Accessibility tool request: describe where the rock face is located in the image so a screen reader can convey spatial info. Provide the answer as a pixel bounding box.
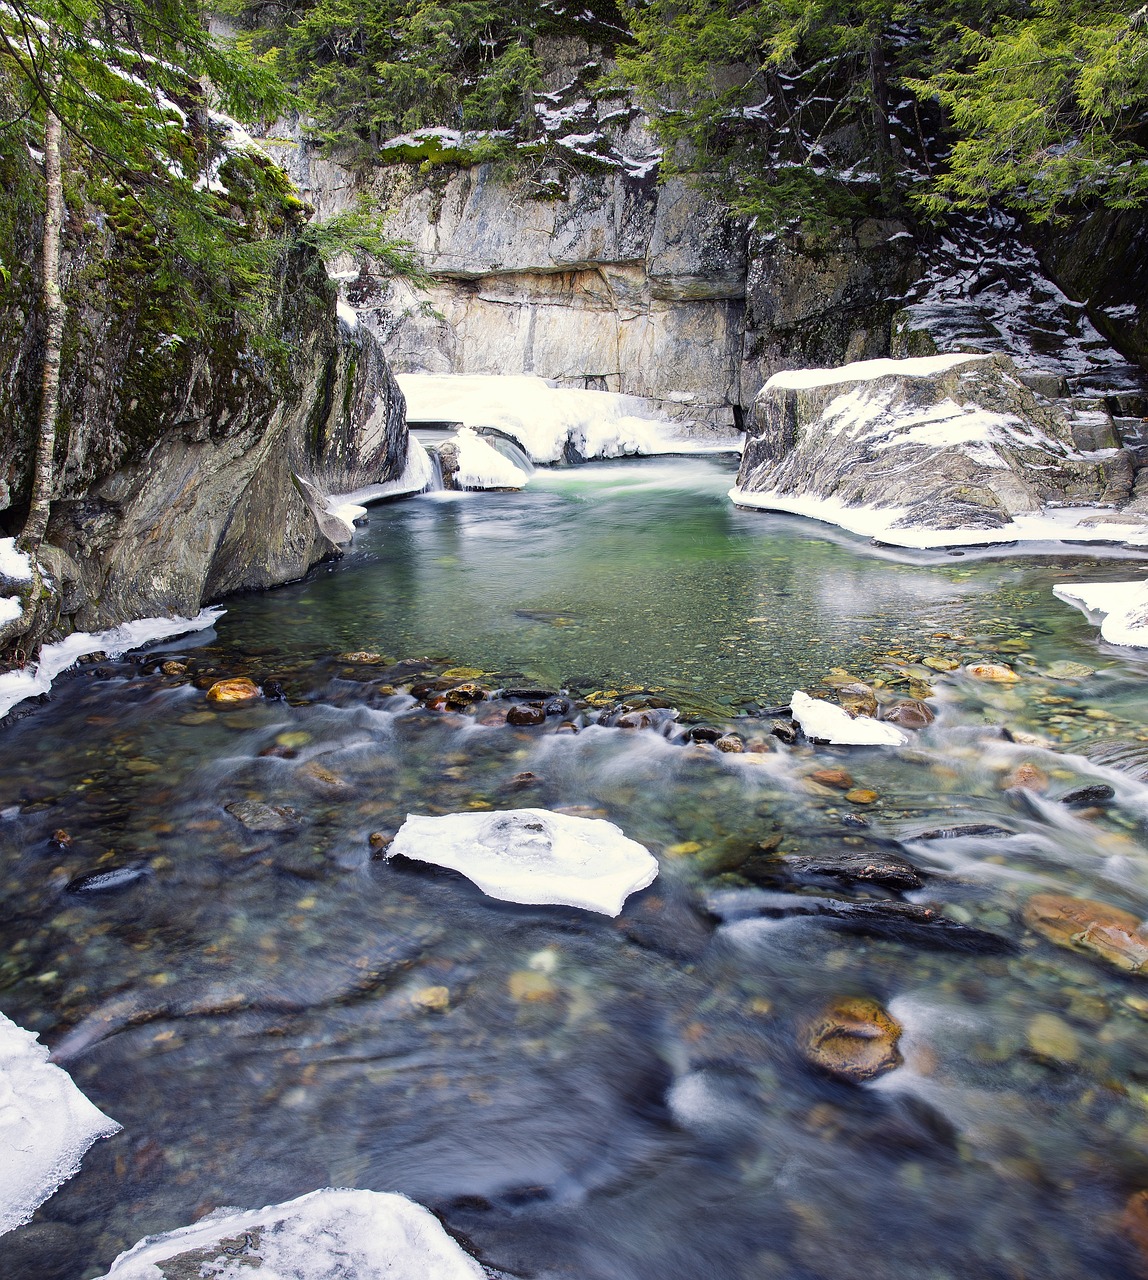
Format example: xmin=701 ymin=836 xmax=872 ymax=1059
xmin=0 ymin=141 xmax=408 ymax=650
xmin=734 ymin=352 xmax=1141 ymax=546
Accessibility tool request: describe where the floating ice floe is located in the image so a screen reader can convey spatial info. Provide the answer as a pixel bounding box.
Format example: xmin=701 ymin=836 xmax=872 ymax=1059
xmin=0 ymin=1010 xmax=121 ymax=1235
xmin=0 ymin=608 xmax=224 ymax=721
xmin=398 ymin=373 xmax=691 ymax=464
xmin=790 ymin=690 xmax=908 ymax=747
xmin=386 ymin=808 xmax=659 ymax=915
xmin=447 ymin=426 xmax=530 ymax=489
xmin=96 ymin=1188 xmax=485 ymax=1279
xmin=1053 ymin=579 xmax=1148 ymax=648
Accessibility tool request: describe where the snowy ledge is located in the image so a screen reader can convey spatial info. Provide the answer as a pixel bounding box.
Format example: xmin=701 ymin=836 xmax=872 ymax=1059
xmin=0 ymin=607 xmax=224 ymax=721
xmin=764 ymin=352 xmax=988 ymax=392
xmin=728 ymin=488 xmax=1148 ymax=552
xmin=1053 ymin=580 xmax=1148 ymax=648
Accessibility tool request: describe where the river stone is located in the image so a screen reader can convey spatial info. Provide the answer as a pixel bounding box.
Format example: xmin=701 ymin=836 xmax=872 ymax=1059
xmin=966 ymin=663 xmax=1020 ymax=683
xmin=1080 ymin=738 xmax=1148 ymax=782
xmin=883 ymin=699 xmax=935 ymax=729
xmin=782 ymin=849 xmax=924 ymax=892
xmin=507 ymin=704 xmax=546 ymax=726
xmin=1001 ymin=762 xmax=1049 ymax=792
xmin=225 ymin=800 xmax=301 ymax=833
xmin=1124 ymin=1190 xmax=1148 ymax=1274
xmin=1023 ymin=891 xmax=1148 ymax=974
xmin=715 ymin=733 xmax=746 ymax=753
xmin=810 ymin=767 xmax=854 ymax=790
xmin=1060 ymin=783 xmax=1115 ymax=808
xmin=205 ymin=677 xmax=261 ymax=706
xmin=799 ymin=995 xmax=903 ymax=1083
xmin=1025 ymin=1012 xmax=1079 ymax=1064
xmin=836 ymin=683 xmax=878 ymax=717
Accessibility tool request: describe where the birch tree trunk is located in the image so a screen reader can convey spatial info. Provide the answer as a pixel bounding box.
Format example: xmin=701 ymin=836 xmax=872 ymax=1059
xmin=21 ymin=28 xmax=66 ymax=550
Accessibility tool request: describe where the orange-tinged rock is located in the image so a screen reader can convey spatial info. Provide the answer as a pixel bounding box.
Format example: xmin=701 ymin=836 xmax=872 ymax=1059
xmin=205 ymin=678 xmax=261 ymax=706
xmin=799 ymin=995 xmax=903 ymax=1082
xmin=1023 ymin=891 xmax=1148 ymax=974
xmin=810 ymin=768 xmax=854 ymax=791
xmin=1123 ymin=1190 xmax=1148 ymax=1277
xmin=844 ymin=788 xmax=879 ymax=805
xmin=1001 ymin=762 xmax=1049 ymax=792
xmin=966 ymin=662 xmax=1019 ymax=683
xmin=508 ymin=970 xmax=556 ymax=1003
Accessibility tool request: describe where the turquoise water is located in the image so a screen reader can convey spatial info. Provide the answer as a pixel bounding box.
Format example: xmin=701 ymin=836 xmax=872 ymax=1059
xmin=4 ymin=457 xmax=1148 ymax=1278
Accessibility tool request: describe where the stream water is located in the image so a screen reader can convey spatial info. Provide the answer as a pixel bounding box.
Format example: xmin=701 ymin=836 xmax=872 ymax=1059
xmin=5 ymin=456 xmax=1148 ymax=1278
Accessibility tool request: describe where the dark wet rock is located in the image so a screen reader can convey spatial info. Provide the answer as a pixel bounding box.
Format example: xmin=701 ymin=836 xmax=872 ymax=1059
xmin=684 ymin=725 xmax=724 ymax=744
xmin=1080 ymin=738 xmax=1148 ymax=782
xmin=836 ymin=683 xmax=878 ymax=718
xmin=503 ymin=687 xmax=559 ymax=700
xmin=161 ymin=660 xmax=189 ymax=676
xmin=782 ymin=849 xmax=925 ymax=892
xmin=1023 ymin=891 xmax=1148 ymax=974
xmin=4 ymin=1221 xmax=81 ymax=1280
xmin=771 ymin=719 xmax=798 ymax=745
xmin=507 ymin=704 xmax=546 ymax=727
xmin=509 ymin=771 xmax=543 ymax=790
xmin=799 ymin=995 xmax=903 ymax=1083
xmin=882 ymin=699 xmax=935 ymax=729
xmin=258 ymin=743 xmax=297 ymax=759
xmin=555 ymin=721 xmax=580 ymax=734
xmin=618 ymin=892 xmax=714 ymax=962
xmin=841 ymin=812 xmax=869 ymax=828
xmin=544 ymin=697 xmax=572 ymax=716
xmin=913 ymin=823 xmax=1014 ymax=840
xmin=67 ymin=863 xmax=151 ymax=894
xmin=1059 ymin=783 xmax=1116 ymax=808
xmin=224 ymin=800 xmax=301 ymax=833
xmin=260 ymin=679 xmax=285 ymax=700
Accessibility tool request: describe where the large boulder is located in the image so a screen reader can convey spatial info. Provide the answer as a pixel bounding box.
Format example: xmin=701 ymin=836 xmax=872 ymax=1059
xmin=733 ymin=352 xmax=1142 ymax=547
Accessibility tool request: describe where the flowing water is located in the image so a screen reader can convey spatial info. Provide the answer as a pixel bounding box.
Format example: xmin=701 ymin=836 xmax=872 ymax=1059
xmin=5 ymin=457 xmax=1148 ymax=1278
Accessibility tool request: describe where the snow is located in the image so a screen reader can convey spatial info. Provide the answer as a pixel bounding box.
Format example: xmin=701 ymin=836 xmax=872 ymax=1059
xmin=324 ymin=498 xmax=368 ymax=539
xmin=329 ymin=438 xmax=438 ymax=507
xmin=397 ymin=373 xmax=697 ymax=464
xmin=729 ymin=487 xmax=1148 ymax=551
xmin=1053 ymin=580 xmax=1148 ymax=648
xmin=96 ymin=1188 xmax=485 ymax=1279
xmin=386 ymin=808 xmax=659 ymax=915
xmin=0 ymin=607 xmax=224 ymax=721
xmin=448 ymin=426 xmax=530 ymax=489
xmin=790 ymin=690 xmax=908 ymax=746
xmin=765 ymin=353 xmax=988 ymax=392
xmin=0 ymin=537 xmax=31 ymax=582
xmin=336 ymin=300 xmax=359 ymax=333
xmin=0 ymin=596 xmax=21 ymax=627
xmin=0 ymin=1010 xmax=121 ymax=1234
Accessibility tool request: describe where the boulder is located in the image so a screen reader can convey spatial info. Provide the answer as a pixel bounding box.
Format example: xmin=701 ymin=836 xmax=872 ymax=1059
xmin=1023 ymin=891 xmax=1148 ymax=974
xmin=732 ymin=353 xmax=1143 ymax=548
xmin=799 ymin=995 xmax=903 ymax=1083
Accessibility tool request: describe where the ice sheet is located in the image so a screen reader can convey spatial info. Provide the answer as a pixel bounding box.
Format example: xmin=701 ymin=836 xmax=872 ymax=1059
xmin=790 ymin=689 xmax=907 ymax=746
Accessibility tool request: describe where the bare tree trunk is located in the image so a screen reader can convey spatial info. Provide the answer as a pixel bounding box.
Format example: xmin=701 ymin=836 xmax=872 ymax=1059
xmin=21 ymin=29 xmax=66 ymax=551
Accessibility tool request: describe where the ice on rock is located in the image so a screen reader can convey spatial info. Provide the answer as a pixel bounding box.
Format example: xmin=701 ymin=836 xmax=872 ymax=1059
xmin=386 ymin=808 xmax=659 ymax=915
xmin=96 ymin=1188 xmax=485 ymax=1279
xmin=0 ymin=1010 xmax=121 ymax=1235
xmin=331 ymin=437 xmax=438 ymax=509
xmin=448 ymin=426 xmax=530 ymax=489
xmin=790 ymin=690 xmax=907 ymax=747
xmin=1053 ymin=580 xmax=1148 ymax=648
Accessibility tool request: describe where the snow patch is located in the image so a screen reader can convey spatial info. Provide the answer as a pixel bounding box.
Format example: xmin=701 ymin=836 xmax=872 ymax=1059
xmin=790 ymin=689 xmax=907 ymax=746
xmin=766 ymin=353 xmax=987 ymax=392
xmin=336 ymin=300 xmax=359 ymax=333
xmin=397 ymin=373 xmax=691 ymax=464
xmin=0 ymin=596 xmax=21 ymax=627
xmin=386 ymin=808 xmax=659 ymax=915
xmin=0 ymin=1010 xmax=121 ymax=1234
xmin=0 ymin=538 xmax=32 ymax=582
xmin=0 ymin=608 xmax=224 ymax=721
xmin=96 ymin=1188 xmax=484 ymax=1279
xmin=330 ymin=438 xmax=438 ymax=507
xmin=1053 ymin=580 xmax=1148 ymax=648
xmin=448 ymin=426 xmax=530 ymax=489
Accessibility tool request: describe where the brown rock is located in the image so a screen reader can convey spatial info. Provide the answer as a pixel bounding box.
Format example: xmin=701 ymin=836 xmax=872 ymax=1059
xmin=205 ymin=678 xmax=261 ymax=706
xmin=715 ymin=734 xmax=746 ymax=753
xmin=507 ymin=704 xmax=546 ymax=727
xmin=836 ymin=682 xmax=878 ymax=718
xmin=161 ymin=660 xmax=188 ymax=676
xmin=844 ymin=788 xmax=879 ymax=805
xmin=1123 ymin=1190 xmax=1148 ymax=1277
xmin=50 ymin=829 xmax=73 ymax=849
xmin=810 ymin=768 xmax=854 ymax=791
xmin=966 ymin=662 xmax=1019 ymax=683
xmin=337 ymin=651 xmax=387 ymax=664
xmin=883 ymin=700 xmax=935 ymax=729
xmin=799 ymin=995 xmax=903 ymax=1082
xmin=445 ymin=682 xmax=487 ymax=707
xmin=508 ymin=970 xmax=556 ymax=1003
xmin=1001 ymin=762 xmax=1049 ymax=792
xmin=1023 ymin=891 xmax=1148 ymax=974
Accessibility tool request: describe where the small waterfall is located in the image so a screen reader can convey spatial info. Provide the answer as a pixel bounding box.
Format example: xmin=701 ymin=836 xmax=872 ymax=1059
xmin=477 ymin=427 xmax=536 ymax=475
xmin=422 ymin=447 xmax=445 ymax=493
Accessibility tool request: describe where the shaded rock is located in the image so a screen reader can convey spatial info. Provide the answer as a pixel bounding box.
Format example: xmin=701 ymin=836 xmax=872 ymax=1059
xmin=1022 ymin=891 xmax=1148 ymax=974
xmin=685 ymin=725 xmax=724 ymax=744
xmin=913 ymin=823 xmax=1014 ymax=840
xmin=836 ymin=683 xmax=877 ymax=718
xmin=225 ymin=800 xmax=301 ymax=833
xmin=771 ymin=719 xmax=798 ymax=745
xmin=799 ymin=995 xmax=903 ymax=1083
xmin=1123 ymin=1190 xmax=1148 ymax=1278
xmin=507 ymin=704 xmax=546 ymax=727
xmin=617 ymin=892 xmax=714 ymax=962
xmin=782 ymin=849 xmax=924 ymax=892
xmin=1059 ymin=783 xmax=1115 ymax=808
xmin=205 ymin=677 xmax=261 ymax=706
xmin=883 ymin=699 xmax=934 ymax=729
xmin=67 ymin=864 xmax=150 ymax=894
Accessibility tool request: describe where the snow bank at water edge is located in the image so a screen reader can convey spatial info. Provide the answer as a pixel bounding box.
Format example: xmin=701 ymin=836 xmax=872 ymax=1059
xmin=97 ymin=1188 xmax=485 ymax=1279
xmin=729 ymin=489 xmax=1148 ymax=551
xmin=0 ymin=1010 xmax=121 ymax=1235
xmin=398 ymin=373 xmax=713 ymax=463
xmin=330 ymin=437 xmax=438 ymax=509
xmin=1053 ymin=580 xmax=1148 ymax=648
xmin=0 ymin=608 xmax=224 ymax=721
xmin=386 ymin=808 xmax=659 ymax=915
xmin=449 ymin=426 xmax=530 ymax=489
xmin=790 ymin=690 xmax=908 ymax=746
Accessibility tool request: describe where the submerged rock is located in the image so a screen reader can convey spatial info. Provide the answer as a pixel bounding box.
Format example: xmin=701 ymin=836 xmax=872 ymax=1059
xmin=206 ymin=677 xmax=261 ymax=706
xmin=385 ymin=808 xmax=659 ymax=915
xmin=95 ymin=1188 xmax=485 ymax=1279
xmin=1023 ymin=891 xmax=1148 ymax=974
xmin=66 ymin=864 xmax=150 ymax=894
xmin=966 ymin=662 xmax=1020 ymax=683
xmin=782 ymin=849 xmax=924 ymax=892
xmin=1059 ymin=783 xmax=1115 ymax=808
xmin=225 ymin=800 xmax=301 ymax=833
xmin=799 ymin=995 xmax=903 ymax=1083
xmin=882 ymin=699 xmax=935 ymax=729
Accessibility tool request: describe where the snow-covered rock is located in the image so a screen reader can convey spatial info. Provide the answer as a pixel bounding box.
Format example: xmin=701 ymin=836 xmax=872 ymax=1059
xmin=1053 ymin=579 xmax=1148 ymax=648
xmin=96 ymin=1188 xmax=485 ymax=1279
xmin=790 ymin=690 xmax=908 ymax=747
xmin=0 ymin=538 xmax=31 ymax=583
xmin=398 ymin=373 xmax=696 ymax=464
xmin=732 ymin=353 xmax=1143 ymax=549
xmin=0 ymin=1011 xmax=121 ymax=1235
xmin=442 ymin=427 xmax=530 ymax=489
xmin=386 ymin=808 xmax=659 ymax=915
xmin=0 ymin=608 xmax=223 ymax=721
xmin=331 ymin=437 xmax=437 ymax=509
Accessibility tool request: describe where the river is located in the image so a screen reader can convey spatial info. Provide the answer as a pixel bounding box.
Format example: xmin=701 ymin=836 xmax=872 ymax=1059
xmin=4 ymin=455 xmax=1148 ymax=1278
